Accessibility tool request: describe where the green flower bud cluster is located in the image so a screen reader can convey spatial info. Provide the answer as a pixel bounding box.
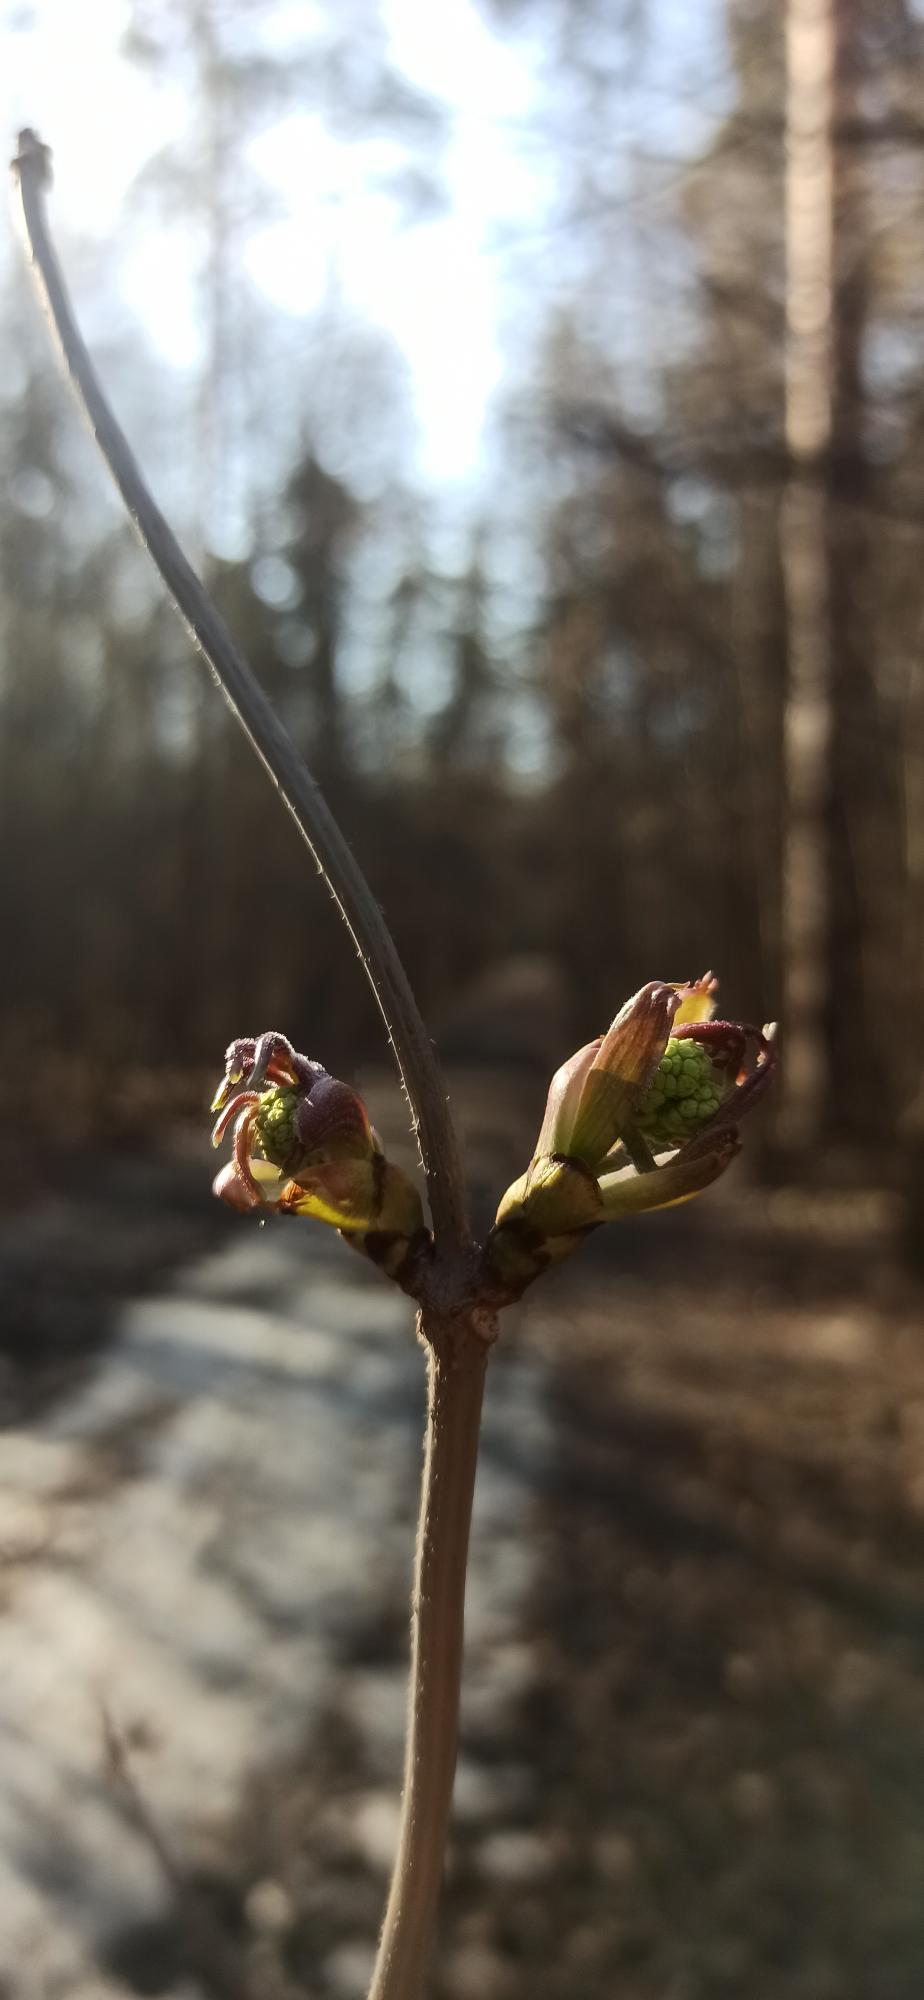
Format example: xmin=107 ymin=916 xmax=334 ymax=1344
xmin=254 ymin=1085 xmax=300 ymax=1168
xmin=638 ymin=1038 xmax=723 ymax=1144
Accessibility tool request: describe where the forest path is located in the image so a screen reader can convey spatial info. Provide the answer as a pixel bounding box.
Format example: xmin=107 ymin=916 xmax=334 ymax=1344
xmin=0 ymin=1188 xmax=551 ymax=2000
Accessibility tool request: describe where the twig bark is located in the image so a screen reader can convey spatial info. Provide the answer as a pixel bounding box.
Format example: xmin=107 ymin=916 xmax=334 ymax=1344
xmin=369 ymin=1312 xmax=491 ymax=2000
xmin=10 ymin=128 xmax=469 ymax=1249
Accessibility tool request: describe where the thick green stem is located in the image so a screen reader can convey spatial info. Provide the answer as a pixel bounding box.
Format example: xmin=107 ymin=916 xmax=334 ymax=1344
xmin=369 ymin=1313 xmax=490 ymax=2000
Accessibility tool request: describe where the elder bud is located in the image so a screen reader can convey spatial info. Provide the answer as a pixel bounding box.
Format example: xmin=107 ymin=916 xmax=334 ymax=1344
xmin=253 ymin=1076 xmax=378 ymax=1174
xmin=535 ymin=975 xmax=718 ymax=1173
xmin=486 ymin=976 xmax=776 ymax=1301
xmin=209 ymin=1035 xmax=426 ymax=1284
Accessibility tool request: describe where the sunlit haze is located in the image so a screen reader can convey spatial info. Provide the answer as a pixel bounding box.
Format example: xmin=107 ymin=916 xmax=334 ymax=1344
xmin=6 ymin=0 xmax=549 ymax=485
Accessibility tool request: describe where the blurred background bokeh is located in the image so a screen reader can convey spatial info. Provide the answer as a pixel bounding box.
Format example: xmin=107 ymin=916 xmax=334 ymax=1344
xmin=3 ymin=1 xmax=924 ymax=1996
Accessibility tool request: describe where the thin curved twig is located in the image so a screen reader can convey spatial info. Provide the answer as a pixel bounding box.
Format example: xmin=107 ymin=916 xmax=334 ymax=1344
xmin=10 ymin=128 xmax=470 ymax=1249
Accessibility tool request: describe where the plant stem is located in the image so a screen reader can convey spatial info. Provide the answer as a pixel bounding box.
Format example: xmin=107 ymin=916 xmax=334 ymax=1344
xmin=11 ymin=129 xmax=495 ymax=1997
xmin=10 ymin=129 xmax=469 ymax=1248
xmin=369 ymin=1311 xmax=490 ymax=2000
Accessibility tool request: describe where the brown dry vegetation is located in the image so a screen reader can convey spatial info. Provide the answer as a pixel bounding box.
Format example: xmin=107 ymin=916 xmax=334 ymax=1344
xmin=65 ymin=1156 xmax=924 ymax=2000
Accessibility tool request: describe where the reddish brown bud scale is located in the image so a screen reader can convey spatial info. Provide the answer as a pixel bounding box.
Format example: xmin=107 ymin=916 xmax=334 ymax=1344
xmin=292 ymin=1074 xmax=377 ymax=1165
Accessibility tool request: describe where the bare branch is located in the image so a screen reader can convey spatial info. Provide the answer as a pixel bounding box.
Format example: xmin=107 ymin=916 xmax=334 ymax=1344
xmin=10 ymin=128 xmax=469 ymax=1248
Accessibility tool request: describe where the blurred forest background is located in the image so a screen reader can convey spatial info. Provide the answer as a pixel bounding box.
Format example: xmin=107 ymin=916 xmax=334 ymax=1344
xmin=3 ymin=0 xmax=922 ymax=1211
xmin=6 ymin=7 xmax=924 ymax=2000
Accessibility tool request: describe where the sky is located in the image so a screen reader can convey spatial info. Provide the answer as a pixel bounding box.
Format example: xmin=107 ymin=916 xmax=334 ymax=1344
xmin=3 ymin=0 xmax=731 ymax=496
xmin=3 ymin=0 xmax=554 ymax=488
xmin=1 ymin=0 xmax=732 ymax=772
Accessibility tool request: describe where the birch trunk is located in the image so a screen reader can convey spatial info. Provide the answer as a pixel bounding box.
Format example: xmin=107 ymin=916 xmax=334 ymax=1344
xmin=778 ymin=0 xmax=836 ymax=1154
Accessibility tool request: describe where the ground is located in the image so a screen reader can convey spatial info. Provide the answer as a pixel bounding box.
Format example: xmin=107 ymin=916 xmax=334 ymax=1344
xmin=1 ymin=1087 xmax=922 ymax=2000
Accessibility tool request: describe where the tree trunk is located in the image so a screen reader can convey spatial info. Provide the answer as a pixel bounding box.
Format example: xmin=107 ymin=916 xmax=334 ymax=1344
xmin=778 ymin=0 xmax=836 ymax=1156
